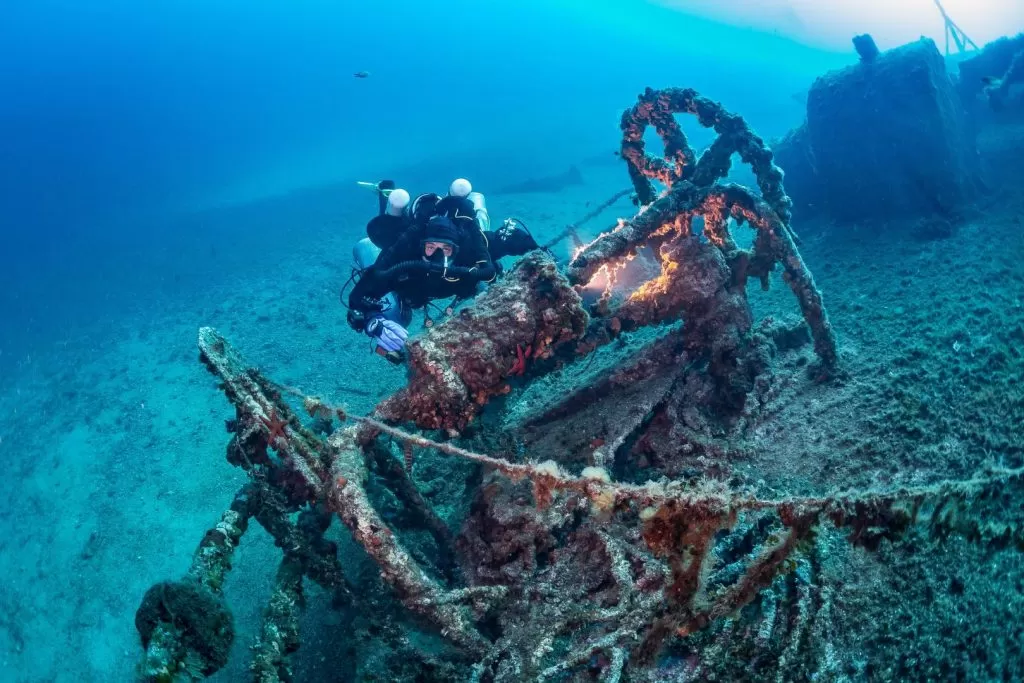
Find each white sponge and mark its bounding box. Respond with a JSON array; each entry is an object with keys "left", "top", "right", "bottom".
[
  {"left": 449, "top": 178, "right": 472, "bottom": 198},
  {"left": 385, "top": 188, "right": 411, "bottom": 216}
]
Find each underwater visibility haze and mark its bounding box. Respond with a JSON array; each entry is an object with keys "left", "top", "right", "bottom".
[{"left": 1, "top": 0, "right": 1024, "bottom": 680}]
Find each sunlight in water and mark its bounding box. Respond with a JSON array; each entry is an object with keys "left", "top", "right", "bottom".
[{"left": 654, "top": 0, "right": 1023, "bottom": 51}]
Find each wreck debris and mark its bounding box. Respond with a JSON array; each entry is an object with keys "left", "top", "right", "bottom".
[
  {"left": 327, "top": 425, "right": 494, "bottom": 656},
  {"left": 541, "top": 188, "right": 634, "bottom": 256},
  {"left": 376, "top": 253, "right": 589, "bottom": 431},
  {"left": 139, "top": 313, "right": 1024, "bottom": 679},
  {"left": 853, "top": 33, "right": 881, "bottom": 62},
  {"left": 957, "top": 33, "right": 1024, "bottom": 109},
  {"left": 250, "top": 556, "right": 304, "bottom": 683},
  {"left": 136, "top": 86, "right": 1024, "bottom": 681},
  {"left": 135, "top": 327, "right": 506, "bottom": 679},
  {"left": 135, "top": 486, "right": 253, "bottom": 680},
  {"left": 135, "top": 478, "right": 353, "bottom": 681},
  {"left": 806, "top": 39, "right": 977, "bottom": 222},
  {"left": 361, "top": 419, "right": 1024, "bottom": 679},
  {"left": 208, "top": 327, "right": 500, "bottom": 654},
  {"left": 983, "top": 48, "right": 1024, "bottom": 110},
  {"left": 618, "top": 86, "right": 792, "bottom": 224},
  {"left": 569, "top": 87, "right": 838, "bottom": 375},
  {"left": 514, "top": 327, "right": 689, "bottom": 469},
  {"left": 933, "top": 0, "right": 978, "bottom": 56}
]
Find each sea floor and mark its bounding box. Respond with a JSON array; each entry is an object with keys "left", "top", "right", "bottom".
[
  {"left": 1, "top": 130, "right": 1023, "bottom": 681},
  {"left": 0, "top": 163, "right": 632, "bottom": 681}
]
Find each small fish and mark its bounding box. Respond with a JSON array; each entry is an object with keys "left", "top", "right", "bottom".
[{"left": 353, "top": 71, "right": 370, "bottom": 79}]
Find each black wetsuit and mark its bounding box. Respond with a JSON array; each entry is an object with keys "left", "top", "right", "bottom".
[
  {"left": 349, "top": 220, "right": 497, "bottom": 316},
  {"left": 366, "top": 187, "right": 540, "bottom": 258},
  {"left": 352, "top": 188, "right": 539, "bottom": 320},
  {"left": 366, "top": 192, "right": 476, "bottom": 251},
  {"left": 485, "top": 223, "right": 540, "bottom": 261}
]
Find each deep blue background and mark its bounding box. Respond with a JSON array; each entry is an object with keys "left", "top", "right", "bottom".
[{"left": 0, "top": 0, "right": 854, "bottom": 369}]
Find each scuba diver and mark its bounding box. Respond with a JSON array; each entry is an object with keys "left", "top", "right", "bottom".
[
  {"left": 344, "top": 178, "right": 540, "bottom": 362},
  {"left": 360, "top": 177, "right": 539, "bottom": 264}
]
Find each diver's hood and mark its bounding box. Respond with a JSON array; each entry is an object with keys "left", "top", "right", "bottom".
[{"left": 424, "top": 216, "right": 460, "bottom": 245}]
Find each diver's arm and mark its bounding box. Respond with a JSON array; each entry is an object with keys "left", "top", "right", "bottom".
[
  {"left": 442, "top": 230, "right": 496, "bottom": 283},
  {"left": 464, "top": 229, "right": 497, "bottom": 282},
  {"left": 347, "top": 229, "right": 422, "bottom": 312},
  {"left": 467, "top": 260, "right": 496, "bottom": 283},
  {"left": 348, "top": 269, "right": 390, "bottom": 315}
]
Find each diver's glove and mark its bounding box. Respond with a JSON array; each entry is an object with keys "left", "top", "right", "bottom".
[
  {"left": 347, "top": 297, "right": 385, "bottom": 332},
  {"left": 365, "top": 316, "right": 408, "bottom": 353}
]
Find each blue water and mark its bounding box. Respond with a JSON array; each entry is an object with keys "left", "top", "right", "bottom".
[
  {"left": 0, "top": 1, "right": 853, "bottom": 369},
  {"left": 2, "top": 1, "right": 1022, "bottom": 681}
]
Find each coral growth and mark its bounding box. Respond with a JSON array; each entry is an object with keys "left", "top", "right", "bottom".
[
  {"left": 570, "top": 88, "right": 837, "bottom": 378},
  {"left": 377, "top": 253, "right": 589, "bottom": 431},
  {"left": 137, "top": 322, "right": 1024, "bottom": 680}
]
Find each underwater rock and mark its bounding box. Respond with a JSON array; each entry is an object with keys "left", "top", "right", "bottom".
[
  {"left": 957, "top": 33, "right": 1024, "bottom": 116},
  {"left": 805, "top": 38, "right": 976, "bottom": 222}
]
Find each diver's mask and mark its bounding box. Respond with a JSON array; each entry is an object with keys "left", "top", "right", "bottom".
[{"left": 423, "top": 240, "right": 456, "bottom": 269}]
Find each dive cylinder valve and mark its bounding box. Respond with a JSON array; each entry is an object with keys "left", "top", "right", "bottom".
[
  {"left": 386, "top": 188, "right": 411, "bottom": 216},
  {"left": 449, "top": 178, "right": 472, "bottom": 198}
]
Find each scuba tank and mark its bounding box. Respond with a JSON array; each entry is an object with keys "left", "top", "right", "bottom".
[
  {"left": 467, "top": 191, "right": 490, "bottom": 232},
  {"left": 353, "top": 237, "right": 382, "bottom": 271},
  {"left": 439, "top": 178, "right": 490, "bottom": 232},
  {"left": 449, "top": 178, "right": 472, "bottom": 198},
  {"left": 360, "top": 181, "right": 413, "bottom": 250},
  {"left": 358, "top": 180, "right": 410, "bottom": 217},
  {"left": 449, "top": 177, "right": 490, "bottom": 232},
  {"left": 385, "top": 188, "right": 411, "bottom": 216}
]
